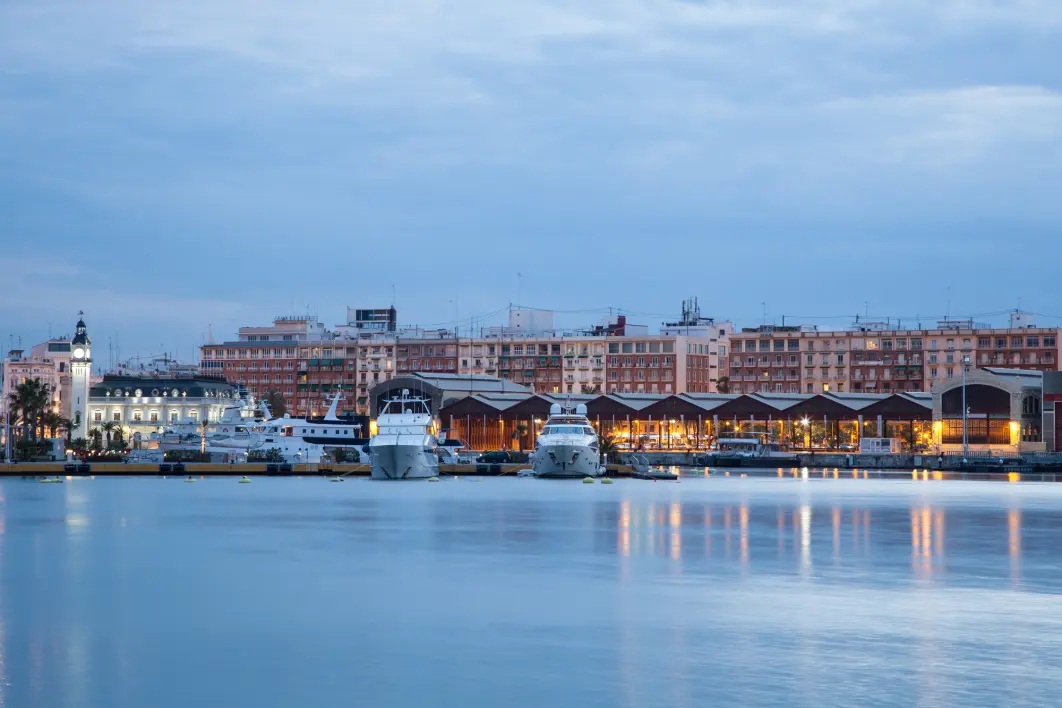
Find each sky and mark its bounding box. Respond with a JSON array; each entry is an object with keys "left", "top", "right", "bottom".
[{"left": 1, "top": 0, "right": 1061, "bottom": 361}]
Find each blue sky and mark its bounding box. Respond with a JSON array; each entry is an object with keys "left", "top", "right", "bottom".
[{"left": 1, "top": 0, "right": 1061, "bottom": 359}]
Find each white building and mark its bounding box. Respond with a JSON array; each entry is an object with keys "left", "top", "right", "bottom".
[{"left": 88, "top": 375, "right": 238, "bottom": 440}]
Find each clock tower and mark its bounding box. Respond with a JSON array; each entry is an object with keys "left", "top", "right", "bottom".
[{"left": 70, "top": 312, "right": 92, "bottom": 440}]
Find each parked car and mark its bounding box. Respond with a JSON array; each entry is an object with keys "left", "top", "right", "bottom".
[{"left": 476, "top": 451, "right": 513, "bottom": 464}]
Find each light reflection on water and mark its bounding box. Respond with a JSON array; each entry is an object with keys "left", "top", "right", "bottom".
[{"left": 2, "top": 476, "right": 1062, "bottom": 707}]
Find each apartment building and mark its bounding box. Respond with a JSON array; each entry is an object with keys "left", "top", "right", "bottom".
[
  {"left": 201, "top": 308, "right": 733, "bottom": 415},
  {"left": 728, "top": 315, "right": 1059, "bottom": 395}
]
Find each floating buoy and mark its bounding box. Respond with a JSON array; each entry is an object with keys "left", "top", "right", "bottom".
[
  {"left": 329, "top": 477, "right": 345, "bottom": 482},
  {"left": 582, "top": 477, "right": 595, "bottom": 484},
  {"left": 601, "top": 477, "right": 614, "bottom": 485},
  {"left": 239, "top": 476, "right": 251, "bottom": 484},
  {"left": 184, "top": 476, "right": 196, "bottom": 483},
  {"left": 39, "top": 477, "right": 63, "bottom": 484},
  {"left": 427, "top": 476, "right": 440, "bottom": 482}
]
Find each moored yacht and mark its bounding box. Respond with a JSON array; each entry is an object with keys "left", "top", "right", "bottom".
[
  {"left": 531, "top": 402, "right": 603, "bottom": 478},
  {"left": 369, "top": 390, "right": 440, "bottom": 480},
  {"left": 251, "top": 393, "right": 368, "bottom": 463}
]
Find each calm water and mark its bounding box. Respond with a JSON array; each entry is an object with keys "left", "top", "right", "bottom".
[{"left": 2, "top": 474, "right": 1062, "bottom": 707}]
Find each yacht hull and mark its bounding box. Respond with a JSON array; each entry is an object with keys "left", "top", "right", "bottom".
[
  {"left": 371, "top": 443, "right": 439, "bottom": 480},
  {"left": 532, "top": 443, "right": 602, "bottom": 478}
]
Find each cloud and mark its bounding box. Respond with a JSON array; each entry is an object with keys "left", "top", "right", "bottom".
[
  {"left": 0, "top": 0, "right": 1060, "bottom": 348},
  {"left": 0, "top": 257, "right": 246, "bottom": 337}
]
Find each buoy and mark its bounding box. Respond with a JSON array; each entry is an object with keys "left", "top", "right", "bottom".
[
  {"left": 239, "top": 476, "right": 251, "bottom": 484},
  {"left": 601, "top": 477, "right": 614, "bottom": 485},
  {"left": 184, "top": 476, "right": 196, "bottom": 483},
  {"left": 329, "top": 477, "right": 345, "bottom": 482},
  {"left": 427, "top": 476, "right": 440, "bottom": 482},
  {"left": 39, "top": 477, "right": 63, "bottom": 484},
  {"left": 582, "top": 477, "right": 594, "bottom": 484}
]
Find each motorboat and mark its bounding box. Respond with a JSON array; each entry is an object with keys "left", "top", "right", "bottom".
[
  {"left": 368, "top": 390, "right": 440, "bottom": 480},
  {"left": 250, "top": 393, "right": 368, "bottom": 463},
  {"left": 530, "top": 402, "right": 603, "bottom": 478}
]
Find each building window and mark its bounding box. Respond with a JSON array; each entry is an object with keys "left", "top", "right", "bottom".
[
  {"left": 150, "top": 411, "right": 159, "bottom": 422},
  {"left": 112, "top": 412, "right": 121, "bottom": 421},
  {"left": 93, "top": 410, "right": 103, "bottom": 422},
  {"left": 133, "top": 410, "right": 143, "bottom": 422}
]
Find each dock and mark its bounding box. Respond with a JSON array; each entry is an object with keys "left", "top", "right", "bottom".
[{"left": 0, "top": 462, "right": 642, "bottom": 478}]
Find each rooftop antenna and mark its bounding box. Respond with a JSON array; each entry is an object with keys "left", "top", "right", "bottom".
[
  {"left": 761, "top": 302, "right": 767, "bottom": 326},
  {"left": 517, "top": 272, "right": 523, "bottom": 310}
]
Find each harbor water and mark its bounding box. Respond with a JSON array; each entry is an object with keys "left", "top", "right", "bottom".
[{"left": 2, "top": 473, "right": 1062, "bottom": 707}]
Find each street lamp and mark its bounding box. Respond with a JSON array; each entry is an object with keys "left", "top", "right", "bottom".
[
  {"left": 961, "top": 354, "right": 971, "bottom": 458},
  {"left": 801, "top": 416, "right": 810, "bottom": 450}
]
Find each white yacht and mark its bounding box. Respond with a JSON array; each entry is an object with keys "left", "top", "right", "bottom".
[
  {"left": 149, "top": 391, "right": 266, "bottom": 452},
  {"left": 368, "top": 391, "right": 440, "bottom": 480},
  {"left": 251, "top": 394, "right": 367, "bottom": 463},
  {"left": 531, "top": 402, "right": 603, "bottom": 478}
]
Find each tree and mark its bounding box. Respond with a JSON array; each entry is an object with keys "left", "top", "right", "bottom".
[
  {"left": 8, "top": 378, "right": 52, "bottom": 440},
  {"left": 112, "top": 425, "right": 127, "bottom": 450},
  {"left": 199, "top": 417, "right": 210, "bottom": 454},
  {"left": 59, "top": 415, "right": 77, "bottom": 444},
  {"left": 89, "top": 427, "right": 104, "bottom": 450},
  {"left": 261, "top": 389, "right": 287, "bottom": 418},
  {"left": 716, "top": 376, "right": 731, "bottom": 394},
  {"left": 71, "top": 437, "right": 88, "bottom": 453},
  {"left": 41, "top": 410, "right": 64, "bottom": 438},
  {"left": 100, "top": 420, "right": 120, "bottom": 449},
  {"left": 598, "top": 434, "right": 619, "bottom": 464},
  {"left": 511, "top": 423, "right": 529, "bottom": 452}
]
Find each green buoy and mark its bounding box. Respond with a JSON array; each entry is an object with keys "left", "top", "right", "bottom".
[
  {"left": 184, "top": 476, "right": 196, "bottom": 483},
  {"left": 582, "top": 477, "right": 594, "bottom": 484},
  {"left": 239, "top": 476, "right": 251, "bottom": 484},
  {"left": 427, "top": 476, "right": 441, "bottom": 482},
  {"left": 39, "top": 477, "right": 63, "bottom": 484},
  {"left": 601, "top": 477, "right": 614, "bottom": 484}
]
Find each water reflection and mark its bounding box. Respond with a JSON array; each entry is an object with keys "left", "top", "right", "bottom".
[
  {"left": 1009, "top": 508, "right": 1022, "bottom": 585},
  {"left": 599, "top": 493, "right": 1028, "bottom": 590},
  {"left": 0, "top": 479, "right": 1054, "bottom": 708}
]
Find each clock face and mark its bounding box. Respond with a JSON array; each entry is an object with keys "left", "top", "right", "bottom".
[{"left": 73, "top": 347, "right": 84, "bottom": 359}]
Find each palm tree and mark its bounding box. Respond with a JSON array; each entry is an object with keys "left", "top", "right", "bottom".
[
  {"left": 70, "top": 437, "right": 88, "bottom": 454},
  {"left": 112, "top": 425, "right": 127, "bottom": 450},
  {"left": 58, "top": 415, "right": 77, "bottom": 445},
  {"left": 88, "top": 427, "right": 104, "bottom": 451},
  {"left": 598, "top": 434, "right": 619, "bottom": 463},
  {"left": 8, "top": 378, "right": 51, "bottom": 440},
  {"left": 511, "top": 423, "right": 529, "bottom": 452},
  {"left": 199, "top": 417, "right": 210, "bottom": 454},
  {"left": 716, "top": 376, "right": 731, "bottom": 394},
  {"left": 40, "top": 410, "right": 64, "bottom": 438},
  {"left": 100, "top": 420, "right": 120, "bottom": 450}
]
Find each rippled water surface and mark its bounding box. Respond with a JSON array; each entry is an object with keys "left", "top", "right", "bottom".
[{"left": 3, "top": 474, "right": 1062, "bottom": 707}]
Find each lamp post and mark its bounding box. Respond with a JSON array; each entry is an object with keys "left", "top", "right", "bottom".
[
  {"left": 962, "top": 354, "right": 971, "bottom": 458},
  {"left": 801, "top": 416, "right": 810, "bottom": 450}
]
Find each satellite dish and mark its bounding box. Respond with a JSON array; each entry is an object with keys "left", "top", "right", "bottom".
[{"left": 549, "top": 404, "right": 561, "bottom": 416}]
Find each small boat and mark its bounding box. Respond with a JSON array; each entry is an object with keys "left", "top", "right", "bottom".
[
  {"left": 368, "top": 390, "right": 440, "bottom": 480},
  {"left": 530, "top": 402, "right": 603, "bottom": 479}
]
